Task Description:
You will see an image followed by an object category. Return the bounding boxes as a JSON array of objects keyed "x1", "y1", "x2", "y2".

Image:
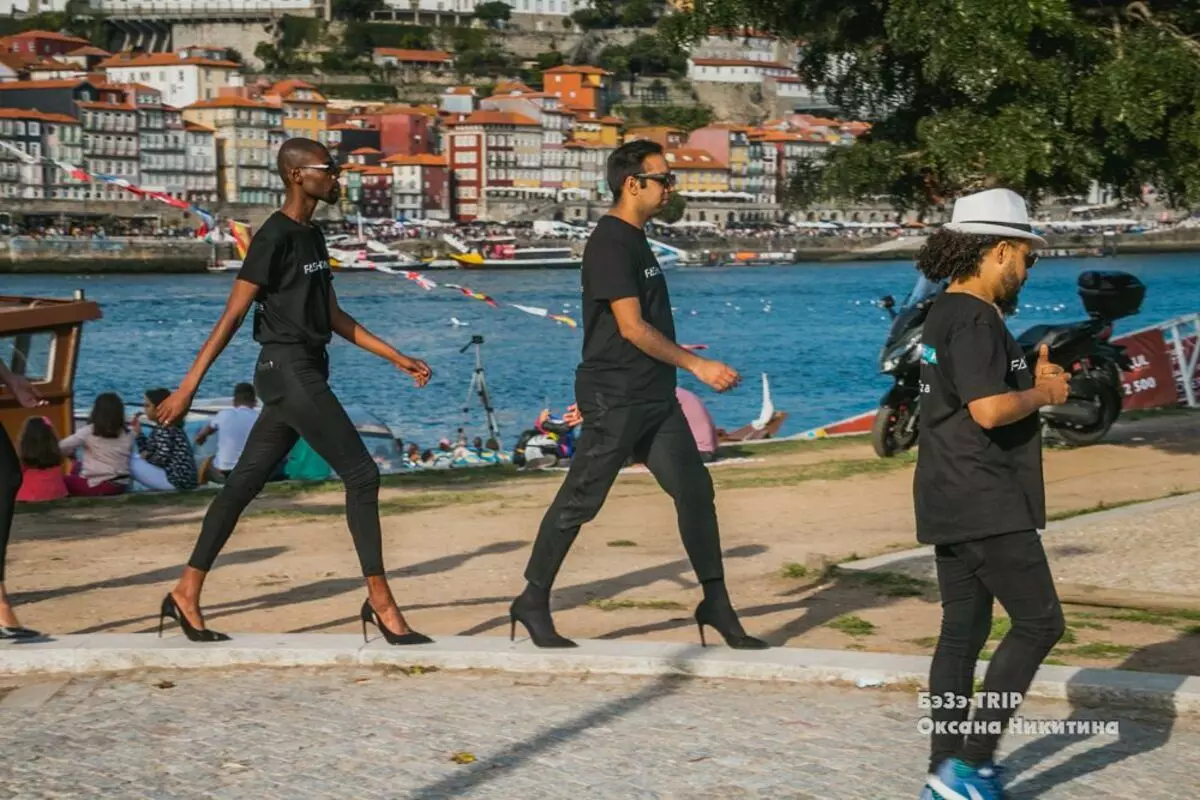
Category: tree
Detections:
[
  {"x1": 618, "y1": 0, "x2": 656, "y2": 28},
  {"x1": 536, "y1": 50, "x2": 564, "y2": 71},
  {"x1": 332, "y1": 0, "x2": 383, "y2": 21},
  {"x1": 666, "y1": 1, "x2": 1200, "y2": 210},
  {"x1": 659, "y1": 193, "x2": 687, "y2": 224},
  {"x1": 783, "y1": 156, "x2": 825, "y2": 210},
  {"x1": 474, "y1": 1, "x2": 512, "y2": 28}
]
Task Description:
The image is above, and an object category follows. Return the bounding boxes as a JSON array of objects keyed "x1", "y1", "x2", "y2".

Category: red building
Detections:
[
  {"x1": 445, "y1": 110, "x2": 539, "y2": 222},
  {"x1": 0, "y1": 30, "x2": 92, "y2": 59},
  {"x1": 381, "y1": 152, "x2": 449, "y2": 220}
]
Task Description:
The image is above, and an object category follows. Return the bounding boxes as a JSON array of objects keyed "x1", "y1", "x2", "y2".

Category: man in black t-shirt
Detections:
[
  {"x1": 154, "y1": 138, "x2": 435, "y2": 646},
  {"x1": 509, "y1": 140, "x2": 768, "y2": 651},
  {"x1": 913, "y1": 189, "x2": 1070, "y2": 800}
]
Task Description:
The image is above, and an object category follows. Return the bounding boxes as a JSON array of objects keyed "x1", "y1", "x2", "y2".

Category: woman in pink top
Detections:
[
  {"x1": 16, "y1": 417, "x2": 67, "y2": 503},
  {"x1": 59, "y1": 393, "x2": 133, "y2": 497}
]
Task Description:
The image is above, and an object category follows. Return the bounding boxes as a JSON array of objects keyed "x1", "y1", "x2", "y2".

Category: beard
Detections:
[{"x1": 997, "y1": 264, "x2": 1024, "y2": 316}]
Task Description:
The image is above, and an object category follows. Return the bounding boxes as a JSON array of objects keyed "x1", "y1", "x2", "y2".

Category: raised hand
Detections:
[
  {"x1": 156, "y1": 390, "x2": 193, "y2": 427},
  {"x1": 397, "y1": 356, "x2": 432, "y2": 388},
  {"x1": 693, "y1": 359, "x2": 741, "y2": 393},
  {"x1": 1034, "y1": 344, "x2": 1069, "y2": 405}
]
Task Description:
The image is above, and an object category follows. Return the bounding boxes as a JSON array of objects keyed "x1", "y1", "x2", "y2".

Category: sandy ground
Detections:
[{"x1": 6, "y1": 411, "x2": 1200, "y2": 674}]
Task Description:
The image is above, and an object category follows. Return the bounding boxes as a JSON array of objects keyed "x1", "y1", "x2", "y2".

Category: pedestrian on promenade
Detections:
[
  {"x1": 508, "y1": 140, "x2": 767, "y2": 650},
  {"x1": 153, "y1": 137, "x2": 434, "y2": 645},
  {"x1": 913, "y1": 189, "x2": 1069, "y2": 800},
  {"x1": 0, "y1": 361, "x2": 46, "y2": 639}
]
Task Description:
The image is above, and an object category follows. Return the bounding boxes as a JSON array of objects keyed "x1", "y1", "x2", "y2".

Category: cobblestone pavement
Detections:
[{"x1": 0, "y1": 667, "x2": 1196, "y2": 799}]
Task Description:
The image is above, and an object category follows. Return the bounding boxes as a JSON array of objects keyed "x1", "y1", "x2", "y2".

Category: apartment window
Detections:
[{"x1": 14, "y1": 121, "x2": 25, "y2": 135}]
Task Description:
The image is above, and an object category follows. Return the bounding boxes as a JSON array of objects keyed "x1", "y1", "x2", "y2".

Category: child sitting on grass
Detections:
[{"x1": 16, "y1": 416, "x2": 67, "y2": 503}]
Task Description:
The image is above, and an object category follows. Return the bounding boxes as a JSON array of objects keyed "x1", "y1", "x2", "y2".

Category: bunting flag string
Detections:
[
  {"x1": 376, "y1": 265, "x2": 578, "y2": 329},
  {"x1": 0, "y1": 140, "x2": 217, "y2": 228}
]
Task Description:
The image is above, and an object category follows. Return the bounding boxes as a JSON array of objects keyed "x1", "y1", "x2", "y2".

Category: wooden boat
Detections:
[
  {"x1": 0, "y1": 291, "x2": 102, "y2": 446},
  {"x1": 717, "y1": 373, "x2": 788, "y2": 442}
]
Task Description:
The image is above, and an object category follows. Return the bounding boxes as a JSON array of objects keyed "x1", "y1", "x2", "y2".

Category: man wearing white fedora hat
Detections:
[{"x1": 912, "y1": 189, "x2": 1070, "y2": 800}]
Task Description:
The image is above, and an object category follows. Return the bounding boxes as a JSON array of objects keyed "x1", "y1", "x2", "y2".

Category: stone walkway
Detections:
[{"x1": 1, "y1": 667, "x2": 1195, "y2": 798}]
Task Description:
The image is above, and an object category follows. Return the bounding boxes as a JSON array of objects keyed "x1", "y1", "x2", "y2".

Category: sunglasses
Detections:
[
  {"x1": 1024, "y1": 250, "x2": 1039, "y2": 270},
  {"x1": 299, "y1": 162, "x2": 340, "y2": 176},
  {"x1": 636, "y1": 172, "x2": 677, "y2": 189}
]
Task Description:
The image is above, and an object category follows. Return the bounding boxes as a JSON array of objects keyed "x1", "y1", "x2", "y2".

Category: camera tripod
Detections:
[{"x1": 460, "y1": 335, "x2": 501, "y2": 445}]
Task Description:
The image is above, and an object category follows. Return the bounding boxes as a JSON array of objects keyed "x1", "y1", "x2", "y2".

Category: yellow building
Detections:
[
  {"x1": 569, "y1": 108, "x2": 623, "y2": 147},
  {"x1": 264, "y1": 79, "x2": 328, "y2": 142},
  {"x1": 182, "y1": 96, "x2": 285, "y2": 205},
  {"x1": 664, "y1": 148, "x2": 730, "y2": 194}
]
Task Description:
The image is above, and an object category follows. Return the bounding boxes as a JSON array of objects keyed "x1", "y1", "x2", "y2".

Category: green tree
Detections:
[
  {"x1": 332, "y1": 0, "x2": 383, "y2": 21},
  {"x1": 618, "y1": 0, "x2": 656, "y2": 28},
  {"x1": 782, "y1": 156, "x2": 825, "y2": 210},
  {"x1": 667, "y1": 0, "x2": 1200, "y2": 210},
  {"x1": 659, "y1": 193, "x2": 687, "y2": 224},
  {"x1": 474, "y1": 1, "x2": 512, "y2": 28},
  {"x1": 536, "y1": 50, "x2": 565, "y2": 70}
]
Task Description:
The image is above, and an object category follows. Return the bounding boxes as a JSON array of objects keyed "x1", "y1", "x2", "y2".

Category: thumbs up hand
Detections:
[{"x1": 1034, "y1": 344, "x2": 1069, "y2": 405}]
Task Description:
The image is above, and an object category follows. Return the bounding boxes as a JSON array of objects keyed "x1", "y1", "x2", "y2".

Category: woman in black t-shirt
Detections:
[{"x1": 153, "y1": 138, "x2": 434, "y2": 646}]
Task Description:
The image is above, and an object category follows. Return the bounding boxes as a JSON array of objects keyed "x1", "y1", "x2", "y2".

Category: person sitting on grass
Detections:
[
  {"x1": 131, "y1": 388, "x2": 198, "y2": 492},
  {"x1": 59, "y1": 392, "x2": 133, "y2": 497},
  {"x1": 195, "y1": 382, "x2": 259, "y2": 485},
  {"x1": 16, "y1": 416, "x2": 67, "y2": 503}
]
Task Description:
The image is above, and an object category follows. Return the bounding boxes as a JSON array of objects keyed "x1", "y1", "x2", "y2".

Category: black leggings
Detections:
[
  {"x1": 929, "y1": 529, "x2": 1065, "y2": 770},
  {"x1": 524, "y1": 392, "x2": 724, "y2": 589},
  {"x1": 188, "y1": 346, "x2": 385, "y2": 576},
  {"x1": 0, "y1": 423, "x2": 20, "y2": 583}
]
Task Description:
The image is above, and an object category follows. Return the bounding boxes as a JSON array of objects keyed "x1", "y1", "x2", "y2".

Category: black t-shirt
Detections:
[
  {"x1": 913, "y1": 292, "x2": 1045, "y2": 545},
  {"x1": 575, "y1": 215, "x2": 676, "y2": 404},
  {"x1": 237, "y1": 211, "x2": 333, "y2": 348}
]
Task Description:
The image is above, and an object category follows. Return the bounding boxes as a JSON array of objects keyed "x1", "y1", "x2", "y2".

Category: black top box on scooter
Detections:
[{"x1": 1077, "y1": 271, "x2": 1145, "y2": 320}]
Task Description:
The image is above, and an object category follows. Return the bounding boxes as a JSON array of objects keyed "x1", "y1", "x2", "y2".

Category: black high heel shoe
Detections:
[
  {"x1": 0, "y1": 625, "x2": 41, "y2": 640},
  {"x1": 694, "y1": 599, "x2": 769, "y2": 650},
  {"x1": 509, "y1": 593, "x2": 577, "y2": 648},
  {"x1": 360, "y1": 600, "x2": 433, "y2": 646},
  {"x1": 158, "y1": 594, "x2": 230, "y2": 643}
]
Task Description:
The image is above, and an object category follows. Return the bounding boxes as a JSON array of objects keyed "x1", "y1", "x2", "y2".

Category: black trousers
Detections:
[
  {"x1": 524, "y1": 392, "x2": 724, "y2": 589},
  {"x1": 0, "y1": 423, "x2": 20, "y2": 583},
  {"x1": 188, "y1": 345, "x2": 385, "y2": 576},
  {"x1": 929, "y1": 529, "x2": 1065, "y2": 770}
]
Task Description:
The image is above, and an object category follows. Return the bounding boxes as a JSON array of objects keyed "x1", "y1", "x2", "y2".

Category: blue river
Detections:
[{"x1": 7, "y1": 253, "x2": 1200, "y2": 448}]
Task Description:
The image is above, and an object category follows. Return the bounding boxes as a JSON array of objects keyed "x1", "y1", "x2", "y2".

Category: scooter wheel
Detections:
[{"x1": 871, "y1": 403, "x2": 918, "y2": 458}]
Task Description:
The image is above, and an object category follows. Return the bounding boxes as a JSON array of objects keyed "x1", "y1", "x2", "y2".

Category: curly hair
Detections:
[{"x1": 915, "y1": 229, "x2": 1005, "y2": 283}]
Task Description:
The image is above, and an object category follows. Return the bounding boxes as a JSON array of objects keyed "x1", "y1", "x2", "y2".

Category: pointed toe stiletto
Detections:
[
  {"x1": 694, "y1": 599, "x2": 769, "y2": 650},
  {"x1": 158, "y1": 594, "x2": 230, "y2": 643},
  {"x1": 360, "y1": 600, "x2": 433, "y2": 646},
  {"x1": 508, "y1": 595, "x2": 577, "y2": 648},
  {"x1": 0, "y1": 625, "x2": 42, "y2": 640}
]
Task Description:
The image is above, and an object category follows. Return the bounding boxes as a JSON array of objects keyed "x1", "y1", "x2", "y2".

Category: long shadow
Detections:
[
  {"x1": 407, "y1": 670, "x2": 699, "y2": 799},
  {"x1": 1079, "y1": 411, "x2": 1200, "y2": 457},
  {"x1": 453, "y1": 544, "x2": 768, "y2": 637},
  {"x1": 70, "y1": 540, "x2": 527, "y2": 635},
  {"x1": 10, "y1": 546, "x2": 290, "y2": 606},
  {"x1": 1002, "y1": 632, "x2": 1197, "y2": 798}
]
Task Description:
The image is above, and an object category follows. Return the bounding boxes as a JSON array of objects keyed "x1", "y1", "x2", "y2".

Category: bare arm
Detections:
[
  {"x1": 155, "y1": 279, "x2": 259, "y2": 425},
  {"x1": 968, "y1": 344, "x2": 1069, "y2": 430},
  {"x1": 611, "y1": 298, "x2": 739, "y2": 392},
  {"x1": 329, "y1": 287, "x2": 432, "y2": 387},
  {"x1": 0, "y1": 359, "x2": 46, "y2": 408}
]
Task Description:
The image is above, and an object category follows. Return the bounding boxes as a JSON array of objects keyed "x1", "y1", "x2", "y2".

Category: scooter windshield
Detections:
[{"x1": 904, "y1": 273, "x2": 945, "y2": 308}]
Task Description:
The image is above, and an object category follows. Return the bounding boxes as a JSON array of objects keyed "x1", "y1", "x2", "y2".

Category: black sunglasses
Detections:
[
  {"x1": 636, "y1": 172, "x2": 677, "y2": 189},
  {"x1": 1024, "y1": 250, "x2": 1039, "y2": 269}
]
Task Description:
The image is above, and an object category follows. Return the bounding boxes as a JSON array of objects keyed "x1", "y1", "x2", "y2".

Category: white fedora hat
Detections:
[{"x1": 944, "y1": 188, "x2": 1047, "y2": 247}]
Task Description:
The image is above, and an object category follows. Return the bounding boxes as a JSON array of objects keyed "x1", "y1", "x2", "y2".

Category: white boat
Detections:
[
  {"x1": 205, "y1": 259, "x2": 242, "y2": 273},
  {"x1": 441, "y1": 234, "x2": 581, "y2": 269}
]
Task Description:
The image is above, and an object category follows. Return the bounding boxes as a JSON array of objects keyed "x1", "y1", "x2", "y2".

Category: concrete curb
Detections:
[
  {"x1": 837, "y1": 491, "x2": 1200, "y2": 578},
  {"x1": 2, "y1": 634, "x2": 1198, "y2": 714}
]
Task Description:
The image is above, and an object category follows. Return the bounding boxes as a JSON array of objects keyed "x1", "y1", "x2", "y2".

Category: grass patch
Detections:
[
  {"x1": 1106, "y1": 610, "x2": 1197, "y2": 626},
  {"x1": 845, "y1": 571, "x2": 931, "y2": 597},
  {"x1": 910, "y1": 636, "x2": 939, "y2": 649},
  {"x1": 715, "y1": 452, "x2": 916, "y2": 490},
  {"x1": 717, "y1": 435, "x2": 868, "y2": 459},
  {"x1": 248, "y1": 491, "x2": 501, "y2": 520},
  {"x1": 989, "y1": 616, "x2": 1012, "y2": 641},
  {"x1": 586, "y1": 598, "x2": 686, "y2": 612},
  {"x1": 1048, "y1": 488, "x2": 1193, "y2": 522},
  {"x1": 1121, "y1": 406, "x2": 1200, "y2": 421},
  {"x1": 1067, "y1": 618, "x2": 1110, "y2": 631},
  {"x1": 607, "y1": 539, "x2": 638, "y2": 548},
  {"x1": 780, "y1": 562, "x2": 808, "y2": 579},
  {"x1": 1061, "y1": 642, "x2": 1136, "y2": 659},
  {"x1": 973, "y1": 677, "x2": 985, "y2": 693},
  {"x1": 825, "y1": 614, "x2": 875, "y2": 637},
  {"x1": 978, "y1": 648, "x2": 993, "y2": 661},
  {"x1": 1185, "y1": 625, "x2": 1200, "y2": 635},
  {"x1": 1044, "y1": 657, "x2": 1067, "y2": 666}
]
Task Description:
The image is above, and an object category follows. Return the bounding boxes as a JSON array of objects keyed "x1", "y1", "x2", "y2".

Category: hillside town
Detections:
[{"x1": 0, "y1": 24, "x2": 873, "y2": 227}]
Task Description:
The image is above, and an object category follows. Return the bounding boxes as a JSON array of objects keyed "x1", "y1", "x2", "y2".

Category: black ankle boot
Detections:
[
  {"x1": 694, "y1": 597, "x2": 769, "y2": 650},
  {"x1": 509, "y1": 588, "x2": 577, "y2": 648}
]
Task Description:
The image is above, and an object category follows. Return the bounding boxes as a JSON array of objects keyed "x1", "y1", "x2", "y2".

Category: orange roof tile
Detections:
[
  {"x1": 268, "y1": 79, "x2": 327, "y2": 103},
  {"x1": 690, "y1": 57, "x2": 794, "y2": 70},
  {"x1": 99, "y1": 52, "x2": 240, "y2": 69},
  {"x1": 0, "y1": 107, "x2": 79, "y2": 124},
  {"x1": 543, "y1": 64, "x2": 610, "y2": 75},
  {"x1": 66, "y1": 45, "x2": 112, "y2": 57},
  {"x1": 451, "y1": 110, "x2": 539, "y2": 127},
  {"x1": 494, "y1": 81, "x2": 535, "y2": 94},
  {"x1": 360, "y1": 165, "x2": 392, "y2": 176},
  {"x1": 380, "y1": 153, "x2": 447, "y2": 167},
  {"x1": 7, "y1": 30, "x2": 91, "y2": 45},
  {"x1": 349, "y1": 146, "x2": 382, "y2": 155},
  {"x1": 0, "y1": 78, "x2": 91, "y2": 90},
  {"x1": 372, "y1": 48, "x2": 453, "y2": 63},
  {"x1": 185, "y1": 96, "x2": 272, "y2": 109},
  {"x1": 183, "y1": 120, "x2": 215, "y2": 132},
  {"x1": 664, "y1": 147, "x2": 727, "y2": 169}
]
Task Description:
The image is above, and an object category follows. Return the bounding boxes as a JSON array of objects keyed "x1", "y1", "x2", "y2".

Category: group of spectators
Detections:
[{"x1": 14, "y1": 383, "x2": 260, "y2": 503}]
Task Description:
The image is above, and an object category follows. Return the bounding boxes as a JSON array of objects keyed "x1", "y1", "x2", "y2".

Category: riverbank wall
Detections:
[{"x1": 1, "y1": 237, "x2": 223, "y2": 274}]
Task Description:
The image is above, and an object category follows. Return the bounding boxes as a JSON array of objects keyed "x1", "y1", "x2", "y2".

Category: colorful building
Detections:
[
  {"x1": 264, "y1": 79, "x2": 328, "y2": 142},
  {"x1": 664, "y1": 147, "x2": 730, "y2": 195},
  {"x1": 382, "y1": 152, "x2": 449, "y2": 220},
  {"x1": 100, "y1": 46, "x2": 242, "y2": 109},
  {"x1": 181, "y1": 96, "x2": 284, "y2": 205},
  {"x1": 542, "y1": 64, "x2": 611, "y2": 113}
]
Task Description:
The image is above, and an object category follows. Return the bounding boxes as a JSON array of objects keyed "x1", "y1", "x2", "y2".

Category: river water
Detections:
[{"x1": 7, "y1": 253, "x2": 1199, "y2": 447}]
